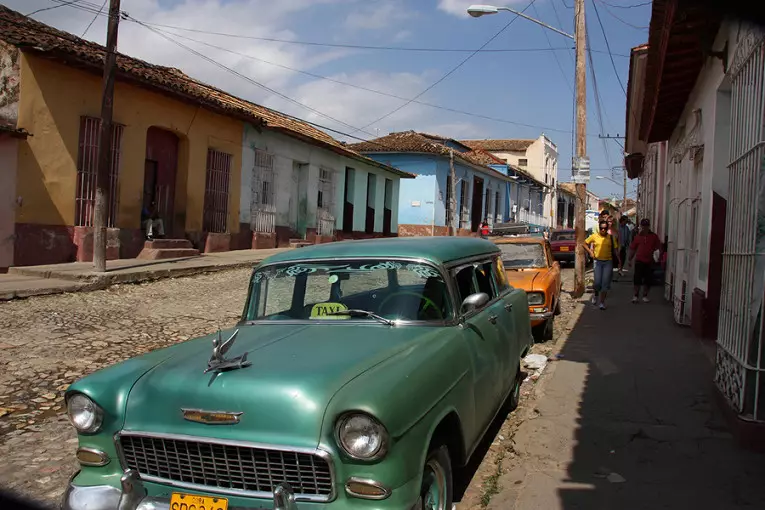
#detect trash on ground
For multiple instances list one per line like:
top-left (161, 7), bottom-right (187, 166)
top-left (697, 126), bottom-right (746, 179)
top-left (607, 472), bottom-right (626, 483)
top-left (524, 354), bottom-right (548, 370)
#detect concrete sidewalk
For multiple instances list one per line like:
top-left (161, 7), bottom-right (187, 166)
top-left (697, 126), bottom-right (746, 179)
top-left (0, 248), bottom-right (289, 301)
top-left (491, 274), bottom-right (765, 509)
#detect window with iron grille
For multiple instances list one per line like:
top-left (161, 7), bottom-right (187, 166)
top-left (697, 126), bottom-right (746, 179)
top-left (203, 149), bottom-right (232, 233)
top-left (75, 116), bottom-right (124, 227)
top-left (317, 168), bottom-right (336, 237)
top-left (445, 174), bottom-right (453, 226)
top-left (251, 149), bottom-right (276, 234)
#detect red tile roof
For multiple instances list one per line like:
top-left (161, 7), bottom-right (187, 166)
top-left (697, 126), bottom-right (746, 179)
top-left (557, 182), bottom-right (577, 196)
top-left (0, 5), bottom-right (413, 178)
top-left (348, 131), bottom-right (514, 182)
top-left (459, 139), bottom-right (536, 152)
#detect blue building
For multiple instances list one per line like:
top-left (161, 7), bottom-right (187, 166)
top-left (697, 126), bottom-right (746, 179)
top-left (349, 132), bottom-right (514, 235)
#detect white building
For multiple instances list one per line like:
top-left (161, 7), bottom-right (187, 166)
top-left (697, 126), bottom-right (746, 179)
top-left (239, 111), bottom-right (411, 248)
top-left (625, 2), bottom-right (765, 438)
top-left (461, 135), bottom-right (559, 228)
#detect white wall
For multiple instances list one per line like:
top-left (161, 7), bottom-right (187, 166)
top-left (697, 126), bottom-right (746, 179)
top-left (241, 124), bottom-right (402, 234)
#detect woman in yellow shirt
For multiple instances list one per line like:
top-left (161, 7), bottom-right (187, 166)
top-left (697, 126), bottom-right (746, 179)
top-left (584, 220), bottom-right (619, 310)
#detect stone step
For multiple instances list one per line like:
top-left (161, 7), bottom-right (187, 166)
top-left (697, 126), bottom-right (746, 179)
top-left (143, 238), bottom-right (194, 250)
top-left (289, 241), bottom-right (313, 249)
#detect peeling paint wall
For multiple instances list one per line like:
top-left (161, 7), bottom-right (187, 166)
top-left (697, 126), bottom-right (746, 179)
top-left (0, 40), bottom-right (20, 127)
top-left (241, 124), bottom-right (402, 234)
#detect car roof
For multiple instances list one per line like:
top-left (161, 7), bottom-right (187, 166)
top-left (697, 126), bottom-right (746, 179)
top-left (491, 236), bottom-right (547, 245)
top-left (259, 236), bottom-right (501, 266)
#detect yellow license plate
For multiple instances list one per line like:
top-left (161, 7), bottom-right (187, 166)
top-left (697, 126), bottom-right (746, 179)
top-left (170, 492), bottom-right (228, 510)
top-left (560, 246), bottom-right (570, 251)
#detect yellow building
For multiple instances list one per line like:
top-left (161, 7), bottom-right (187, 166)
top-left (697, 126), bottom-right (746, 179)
top-left (0, 6), bottom-right (261, 266)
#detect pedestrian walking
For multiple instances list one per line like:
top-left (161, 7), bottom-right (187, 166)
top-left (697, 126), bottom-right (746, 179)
top-left (617, 216), bottom-right (631, 278)
top-left (628, 218), bottom-right (662, 303)
top-left (584, 220), bottom-right (619, 310)
top-left (479, 219), bottom-right (490, 239)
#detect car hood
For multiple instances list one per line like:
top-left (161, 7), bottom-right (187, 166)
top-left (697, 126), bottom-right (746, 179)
top-left (504, 269), bottom-right (543, 291)
top-left (122, 323), bottom-right (425, 449)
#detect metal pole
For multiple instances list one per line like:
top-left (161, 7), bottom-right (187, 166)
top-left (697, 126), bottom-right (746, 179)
top-left (573, 0), bottom-right (588, 297)
top-left (93, 0), bottom-right (121, 272)
top-left (449, 150), bottom-right (457, 236)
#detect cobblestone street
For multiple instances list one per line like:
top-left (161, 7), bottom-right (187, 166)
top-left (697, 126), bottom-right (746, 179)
top-left (0, 268), bottom-right (254, 505)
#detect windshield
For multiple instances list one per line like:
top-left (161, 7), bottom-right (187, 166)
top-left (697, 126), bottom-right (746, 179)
top-left (244, 260), bottom-right (452, 323)
top-left (551, 231), bottom-right (575, 242)
top-left (498, 243), bottom-right (547, 269)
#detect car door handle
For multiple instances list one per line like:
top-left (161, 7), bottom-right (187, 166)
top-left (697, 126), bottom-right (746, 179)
top-left (489, 315), bottom-right (498, 324)
top-left (504, 303), bottom-right (513, 311)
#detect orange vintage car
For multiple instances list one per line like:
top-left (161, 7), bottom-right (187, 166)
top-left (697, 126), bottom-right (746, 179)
top-left (492, 236), bottom-right (562, 340)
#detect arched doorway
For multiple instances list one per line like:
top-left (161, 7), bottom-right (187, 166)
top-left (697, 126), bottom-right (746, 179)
top-left (144, 127), bottom-right (179, 237)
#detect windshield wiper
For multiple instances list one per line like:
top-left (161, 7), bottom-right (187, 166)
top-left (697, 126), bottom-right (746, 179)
top-left (325, 309), bottom-right (396, 326)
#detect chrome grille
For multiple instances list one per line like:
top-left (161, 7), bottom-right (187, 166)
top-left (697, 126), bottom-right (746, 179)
top-left (119, 434), bottom-right (333, 499)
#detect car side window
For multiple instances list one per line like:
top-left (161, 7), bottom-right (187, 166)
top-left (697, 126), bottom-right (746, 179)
top-left (492, 256), bottom-right (511, 293)
top-left (545, 242), bottom-right (554, 266)
top-left (454, 266), bottom-right (477, 305)
top-left (475, 261), bottom-right (497, 300)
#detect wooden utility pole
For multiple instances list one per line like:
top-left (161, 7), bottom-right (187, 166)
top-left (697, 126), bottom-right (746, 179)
top-left (449, 150), bottom-right (457, 236)
top-left (572, 0), bottom-right (588, 297)
top-left (93, 0), bottom-right (121, 272)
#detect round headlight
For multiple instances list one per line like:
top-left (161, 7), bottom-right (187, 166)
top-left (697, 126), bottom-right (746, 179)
top-left (527, 292), bottom-right (545, 305)
top-left (66, 393), bottom-right (103, 434)
top-left (336, 413), bottom-right (388, 460)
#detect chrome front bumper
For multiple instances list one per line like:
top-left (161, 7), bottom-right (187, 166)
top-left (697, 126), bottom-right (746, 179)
top-left (529, 311), bottom-right (553, 321)
top-left (62, 470), bottom-right (298, 510)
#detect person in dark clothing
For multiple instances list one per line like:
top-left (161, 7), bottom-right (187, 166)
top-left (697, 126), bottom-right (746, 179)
top-left (629, 218), bottom-right (662, 303)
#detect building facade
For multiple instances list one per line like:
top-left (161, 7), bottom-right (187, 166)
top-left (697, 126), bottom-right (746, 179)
top-left (0, 6), bottom-right (408, 267)
top-left (556, 183), bottom-right (577, 229)
top-left (240, 122), bottom-right (408, 248)
top-left (625, 0), bottom-right (765, 440)
top-left (461, 135), bottom-right (559, 228)
top-left (349, 132), bottom-right (512, 236)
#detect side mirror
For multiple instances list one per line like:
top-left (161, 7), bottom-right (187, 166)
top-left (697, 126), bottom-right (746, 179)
top-left (461, 292), bottom-right (489, 313)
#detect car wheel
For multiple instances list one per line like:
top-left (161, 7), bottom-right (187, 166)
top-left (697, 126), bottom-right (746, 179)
top-left (533, 317), bottom-right (554, 342)
top-left (554, 295), bottom-right (562, 315)
top-left (417, 445), bottom-right (453, 510)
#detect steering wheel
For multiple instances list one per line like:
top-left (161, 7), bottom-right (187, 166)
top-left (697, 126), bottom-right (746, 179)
top-left (378, 291), bottom-right (443, 320)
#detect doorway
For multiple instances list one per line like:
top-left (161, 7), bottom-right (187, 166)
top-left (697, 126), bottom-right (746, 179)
top-left (295, 163), bottom-right (309, 238)
top-left (144, 127), bottom-right (179, 237)
top-left (471, 176), bottom-right (484, 232)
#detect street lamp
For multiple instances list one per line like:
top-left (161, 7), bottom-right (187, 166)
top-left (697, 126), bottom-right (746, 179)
top-left (469, 1), bottom-right (588, 298)
top-left (467, 4), bottom-right (575, 39)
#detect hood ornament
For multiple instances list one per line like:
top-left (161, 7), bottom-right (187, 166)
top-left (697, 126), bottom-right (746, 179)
top-left (204, 329), bottom-right (252, 374)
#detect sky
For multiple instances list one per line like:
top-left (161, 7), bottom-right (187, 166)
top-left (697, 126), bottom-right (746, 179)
top-left (6, 0), bottom-right (652, 201)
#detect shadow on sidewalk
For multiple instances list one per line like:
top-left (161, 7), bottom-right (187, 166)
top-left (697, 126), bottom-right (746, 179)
top-left (555, 278), bottom-right (765, 508)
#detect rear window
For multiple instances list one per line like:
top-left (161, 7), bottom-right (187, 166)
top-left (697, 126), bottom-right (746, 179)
top-left (498, 243), bottom-right (546, 269)
top-left (551, 231), bottom-right (575, 241)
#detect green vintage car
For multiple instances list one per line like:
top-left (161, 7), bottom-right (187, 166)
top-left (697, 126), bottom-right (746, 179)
top-left (61, 237), bottom-right (534, 510)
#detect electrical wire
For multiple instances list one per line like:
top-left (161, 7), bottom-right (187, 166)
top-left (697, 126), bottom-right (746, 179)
top-left (585, 23), bottom-right (613, 168)
top-left (598, 1), bottom-right (652, 9)
top-left (26, 0), bottom-right (82, 16)
top-left (148, 27), bottom-right (581, 135)
top-left (351, 0), bottom-right (538, 134)
top-left (594, 0), bottom-right (649, 30)
top-left (46, 0), bottom-right (630, 56)
top-left (80, 0), bottom-right (106, 38)
top-left (531, 2), bottom-right (573, 94)
top-left (591, 0), bottom-right (627, 95)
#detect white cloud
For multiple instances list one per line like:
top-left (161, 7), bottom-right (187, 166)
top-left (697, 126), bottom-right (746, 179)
top-left (392, 30), bottom-right (412, 42)
top-left (345, 1), bottom-right (411, 30)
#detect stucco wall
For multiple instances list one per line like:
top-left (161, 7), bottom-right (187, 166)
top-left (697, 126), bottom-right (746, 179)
top-left (0, 137), bottom-right (18, 268)
top-left (15, 53), bottom-right (243, 233)
top-left (0, 40), bottom-right (19, 128)
top-left (241, 124), bottom-right (401, 234)
top-left (666, 20), bottom-right (738, 295)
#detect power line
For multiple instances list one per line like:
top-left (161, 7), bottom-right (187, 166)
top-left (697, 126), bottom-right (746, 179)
top-left (591, 0), bottom-right (627, 95)
top-left (594, 0), bottom-right (649, 30)
top-left (80, 0), bottom-right (106, 38)
top-left (531, 2), bottom-right (573, 94)
top-left (27, 0), bottom-right (83, 16)
top-left (599, 1), bottom-right (652, 9)
top-left (150, 27), bottom-right (582, 135)
top-left (585, 23), bottom-right (613, 167)
top-left (353, 0), bottom-right (537, 134)
top-left (46, 0), bottom-right (630, 57)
